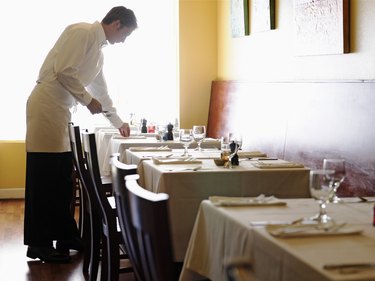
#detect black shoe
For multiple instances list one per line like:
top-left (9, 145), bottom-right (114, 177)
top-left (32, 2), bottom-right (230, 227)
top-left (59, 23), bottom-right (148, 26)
top-left (27, 246), bottom-right (71, 263)
top-left (56, 237), bottom-right (84, 253)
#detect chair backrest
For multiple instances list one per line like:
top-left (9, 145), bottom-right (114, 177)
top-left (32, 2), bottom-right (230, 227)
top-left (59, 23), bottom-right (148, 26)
top-left (225, 258), bottom-right (255, 281)
top-left (125, 174), bottom-right (176, 281)
top-left (68, 123), bottom-right (96, 211)
top-left (68, 123), bottom-right (86, 180)
top-left (111, 157), bottom-right (143, 281)
top-left (81, 132), bottom-right (115, 227)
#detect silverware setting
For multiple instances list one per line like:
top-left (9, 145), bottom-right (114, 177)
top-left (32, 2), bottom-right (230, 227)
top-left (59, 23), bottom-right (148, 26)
top-left (324, 262), bottom-right (375, 274)
top-left (165, 166), bottom-right (203, 172)
top-left (277, 222), bottom-right (347, 235)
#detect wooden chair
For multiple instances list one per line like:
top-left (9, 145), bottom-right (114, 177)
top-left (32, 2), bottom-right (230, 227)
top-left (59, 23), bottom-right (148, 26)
top-left (225, 258), bottom-right (256, 281)
top-left (68, 123), bottom-right (101, 281)
top-left (110, 155), bottom-right (144, 281)
top-left (82, 131), bottom-right (135, 281)
top-left (125, 174), bottom-right (182, 281)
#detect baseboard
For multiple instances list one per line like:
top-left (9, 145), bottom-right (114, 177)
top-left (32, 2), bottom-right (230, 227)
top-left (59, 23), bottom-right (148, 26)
top-left (0, 188), bottom-right (25, 199)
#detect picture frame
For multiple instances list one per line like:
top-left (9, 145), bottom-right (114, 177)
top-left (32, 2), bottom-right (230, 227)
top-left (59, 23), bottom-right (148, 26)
top-left (293, 0), bottom-right (350, 56)
top-left (251, 0), bottom-right (275, 33)
top-left (230, 0), bottom-right (249, 37)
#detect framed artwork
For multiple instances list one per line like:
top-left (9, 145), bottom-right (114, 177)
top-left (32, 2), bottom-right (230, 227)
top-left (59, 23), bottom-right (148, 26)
top-left (231, 0), bottom-right (249, 37)
top-left (294, 0), bottom-right (350, 56)
top-left (252, 0), bottom-right (275, 33)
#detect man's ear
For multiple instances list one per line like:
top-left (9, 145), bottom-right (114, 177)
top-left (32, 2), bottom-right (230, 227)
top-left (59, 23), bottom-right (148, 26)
top-left (113, 19), bottom-right (121, 29)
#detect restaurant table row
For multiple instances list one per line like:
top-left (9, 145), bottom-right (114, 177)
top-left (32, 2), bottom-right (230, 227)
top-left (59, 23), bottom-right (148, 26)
top-left (95, 127), bottom-right (221, 176)
top-left (124, 148), bottom-right (310, 261)
top-left (179, 198), bottom-right (375, 281)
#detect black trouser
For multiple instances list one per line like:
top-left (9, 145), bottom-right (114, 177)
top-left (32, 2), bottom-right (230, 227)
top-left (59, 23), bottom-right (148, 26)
top-left (24, 152), bottom-right (79, 247)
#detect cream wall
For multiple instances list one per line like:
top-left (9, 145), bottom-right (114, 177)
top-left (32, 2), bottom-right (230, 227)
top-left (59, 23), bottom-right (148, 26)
top-left (179, 0), bottom-right (218, 128)
top-left (217, 0), bottom-right (375, 81)
top-left (0, 141), bottom-right (26, 198)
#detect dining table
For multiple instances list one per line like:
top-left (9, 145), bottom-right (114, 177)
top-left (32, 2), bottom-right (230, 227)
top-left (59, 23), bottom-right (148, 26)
top-left (95, 127), bottom-right (221, 176)
top-left (179, 197), bottom-right (375, 281)
top-left (127, 152), bottom-right (310, 261)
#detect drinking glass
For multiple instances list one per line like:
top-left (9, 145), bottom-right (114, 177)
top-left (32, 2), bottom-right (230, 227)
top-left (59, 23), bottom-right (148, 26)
top-left (220, 136), bottom-right (231, 166)
top-left (179, 129), bottom-right (193, 156)
top-left (309, 169), bottom-right (335, 224)
top-left (192, 125), bottom-right (206, 151)
top-left (157, 125), bottom-right (166, 141)
top-left (323, 158), bottom-right (346, 203)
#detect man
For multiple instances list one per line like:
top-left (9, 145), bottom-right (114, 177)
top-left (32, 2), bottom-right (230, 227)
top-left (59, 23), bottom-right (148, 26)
top-left (24, 6), bottom-right (137, 263)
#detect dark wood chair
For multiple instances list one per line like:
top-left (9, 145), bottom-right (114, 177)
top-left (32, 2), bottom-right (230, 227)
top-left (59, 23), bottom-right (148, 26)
top-left (125, 174), bottom-right (182, 281)
top-left (110, 155), bottom-right (144, 281)
top-left (68, 123), bottom-right (101, 281)
top-left (225, 258), bottom-right (255, 281)
top-left (82, 131), bottom-right (134, 281)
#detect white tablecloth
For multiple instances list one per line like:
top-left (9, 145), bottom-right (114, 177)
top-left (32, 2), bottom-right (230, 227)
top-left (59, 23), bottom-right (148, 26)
top-left (95, 128), bottom-right (159, 175)
top-left (124, 149), bottom-right (222, 165)
top-left (179, 199), bottom-right (375, 281)
top-left (95, 127), bottom-right (221, 175)
top-left (139, 159), bottom-right (310, 261)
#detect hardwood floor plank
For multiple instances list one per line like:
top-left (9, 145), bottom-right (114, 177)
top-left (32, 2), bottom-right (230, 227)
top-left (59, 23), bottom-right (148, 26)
top-left (0, 199), bottom-right (136, 281)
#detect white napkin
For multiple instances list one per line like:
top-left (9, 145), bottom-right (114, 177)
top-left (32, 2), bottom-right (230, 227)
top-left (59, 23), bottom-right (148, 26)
top-left (112, 135), bottom-right (147, 139)
top-left (266, 223), bottom-right (362, 238)
top-left (237, 151), bottom-right (267, 158)
top-left (209, 194), bottom-right (287, 207)
top-left (129, 146), bottom-right (172, 152)
top-left (152, 157), bottom-right (202, 165)
top-left (253, 161), bottom-right (304, 169)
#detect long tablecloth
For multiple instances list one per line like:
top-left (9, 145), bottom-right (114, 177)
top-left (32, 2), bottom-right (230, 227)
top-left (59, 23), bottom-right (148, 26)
top-left (95, 127), bottom-right (221, 175)
top-left (139, 159), bottom-right (310, 261)
top-left (179, 198), bottom-right (375, 281)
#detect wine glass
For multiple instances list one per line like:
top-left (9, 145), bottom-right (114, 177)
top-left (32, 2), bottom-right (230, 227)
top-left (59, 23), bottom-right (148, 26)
top-left (179, 129), bottom-right (193, 157)
top-left (192, 125), bottom-right (206, 151)
top-left (323, 159), bottom-right (346, 203)
top-left (308, 169), bottom-right (335, 224)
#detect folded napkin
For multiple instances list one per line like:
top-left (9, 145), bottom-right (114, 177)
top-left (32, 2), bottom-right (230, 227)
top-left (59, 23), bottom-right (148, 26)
top-left (253, 161), bottom-right (304, 169)
top-left (209, 194), bottom-right (287, 207)
top-left (112, 135), bottom-right (147, 139)
top-left (129, 146), bottom-right (172, 152)
top-left (266, 223), bottom-right (362, 238)
top-left (203, 138), bottom-right (220, 142)
top-left (152, 157), bottom-right (202, 165)
top-left (237, 151), bottom-right (267, 158)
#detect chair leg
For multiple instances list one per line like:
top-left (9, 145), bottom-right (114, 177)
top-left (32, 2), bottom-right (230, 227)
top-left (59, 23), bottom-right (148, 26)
top-left (82, 208), bottom-right (91, 273)
top-left (107, 235), bottom-right (120, 281)
top-left (88, 212), bottom-right (101, 281)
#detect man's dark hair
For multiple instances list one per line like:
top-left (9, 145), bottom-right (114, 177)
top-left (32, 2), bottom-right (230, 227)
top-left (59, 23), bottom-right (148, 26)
top-left (102, 6), bottom-right (138, 29)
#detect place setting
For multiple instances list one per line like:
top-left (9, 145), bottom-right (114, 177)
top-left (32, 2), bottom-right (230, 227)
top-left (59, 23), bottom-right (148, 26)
top-left (265, 169), bottom-right (363, 238)
top-left (209, 194), bottom-right (287, 207)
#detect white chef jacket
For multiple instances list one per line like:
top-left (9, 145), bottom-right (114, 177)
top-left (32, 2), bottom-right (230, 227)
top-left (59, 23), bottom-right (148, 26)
top-left (26, 21), bottom-right (124, 152)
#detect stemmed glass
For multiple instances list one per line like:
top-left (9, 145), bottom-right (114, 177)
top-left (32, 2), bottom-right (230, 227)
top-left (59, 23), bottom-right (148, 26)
top-left (192, 125), bottom-right (206, 151)
top-left (179, 129), bottom-right (193, 157)
top-left (323, 159), bottom-right (346, 203)
top-left (308, 169), bottom-right (335, 224)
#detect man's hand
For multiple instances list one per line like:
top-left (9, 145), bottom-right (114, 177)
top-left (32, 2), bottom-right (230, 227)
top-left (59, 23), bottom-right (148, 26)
top-left (118, 123), bottom-right (131, 137)
top-left (87, 98), bottom-right (102, 114)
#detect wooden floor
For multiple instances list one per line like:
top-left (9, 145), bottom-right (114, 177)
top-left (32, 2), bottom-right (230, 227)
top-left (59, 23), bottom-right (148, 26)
top-left (0, 199), bottom-right (136, 281)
